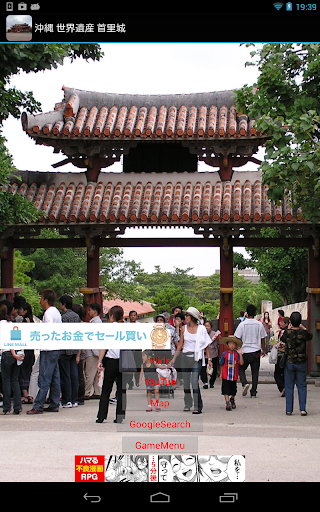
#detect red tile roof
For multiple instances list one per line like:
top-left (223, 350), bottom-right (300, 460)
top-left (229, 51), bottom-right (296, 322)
top-left (6, 171), bottom-right (302, 227)
top-left (102, 298), bottom-right (155, 318)
top-left (21, 87), bottom-right (262, 141)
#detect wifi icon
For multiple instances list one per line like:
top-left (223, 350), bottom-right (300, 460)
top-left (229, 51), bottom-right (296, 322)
top-left (273, 2), bottom-right (284, 8)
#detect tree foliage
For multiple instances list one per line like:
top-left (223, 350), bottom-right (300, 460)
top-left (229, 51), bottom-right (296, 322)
top-left (137, 265), bottom-right (281, 319)
top-left (233, 228), bottom-right (308, 305)
top-left (99, 248), bottom-right (143, 302)
top-left (0, 44), bottom-right (103, 232)
top-left (15, 242), bottom-right (284, 320)
top-left (0, 136), bottom-right (40, 233)
top-left (20, 229), bottom-right (142, 304)
top-left (236, 43), bottom-right (320, 223)
top-left (0, 44), bottom-right (103, 124)
top-left (12, 250), bottom-right (42, 316)
top-left (138, 266), bottom-right (196, 298)
top-left (14, 249), bottom-right (34, 286)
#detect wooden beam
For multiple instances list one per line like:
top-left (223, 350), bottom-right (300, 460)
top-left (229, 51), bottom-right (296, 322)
top-left (99, 237), bottom-right (311, 248)
top-left (13, 238), bottom-right (87, 249)
top-left (11, 236), bottom-right (312, 249)
top-left (232, 238), bottom-right (311, 248)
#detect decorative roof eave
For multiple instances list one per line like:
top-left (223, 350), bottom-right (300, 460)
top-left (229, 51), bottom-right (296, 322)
top-left (21, 86), bottom-right (268, 143)
top-left (2, 171), bottom-right (316, 240)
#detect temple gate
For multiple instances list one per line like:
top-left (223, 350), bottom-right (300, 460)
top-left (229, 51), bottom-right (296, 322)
top-left (1, 86), bottom-right (320, 376)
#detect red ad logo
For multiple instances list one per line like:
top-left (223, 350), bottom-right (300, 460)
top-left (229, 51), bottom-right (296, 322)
top-left (75, 455), bottom-right (105, 482)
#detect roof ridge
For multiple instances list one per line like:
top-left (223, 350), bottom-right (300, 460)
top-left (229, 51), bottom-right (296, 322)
top-left (62, 86), bottom-right (238, 110)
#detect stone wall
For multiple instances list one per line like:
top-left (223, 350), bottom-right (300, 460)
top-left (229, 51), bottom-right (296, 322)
top-left (259, 301), bottom-right (308, 336)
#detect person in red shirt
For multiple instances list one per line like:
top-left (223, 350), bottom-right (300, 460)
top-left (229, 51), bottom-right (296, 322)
top-left (219, 336), bottom-right (244, 411)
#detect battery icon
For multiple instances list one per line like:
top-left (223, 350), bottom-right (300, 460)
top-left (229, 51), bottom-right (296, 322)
top-left (286, 2), bottom-right (293, 9)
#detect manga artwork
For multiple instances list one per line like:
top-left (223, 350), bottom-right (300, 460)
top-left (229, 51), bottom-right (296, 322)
top-left (104, 455), bottom-right (245, 482)
top-left (105, 455), bottom-right (149, 482)
top-left (158, 455), bottom-right (245, 482)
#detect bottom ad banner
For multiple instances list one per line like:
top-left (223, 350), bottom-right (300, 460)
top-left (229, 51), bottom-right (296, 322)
top-left (75, 455), bottom-right (245, 482)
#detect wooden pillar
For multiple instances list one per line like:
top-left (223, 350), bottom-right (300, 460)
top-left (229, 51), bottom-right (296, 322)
top-left (219, 238), bottom-right (234, 339)
top-left (0, 238), bottom-right (14, 302)
top-left (80, 237), bottom-right (103, 321)
top-left (86, 238), bottom-right (100, 290)
top-left (307, 239), bottom-right (320, 376)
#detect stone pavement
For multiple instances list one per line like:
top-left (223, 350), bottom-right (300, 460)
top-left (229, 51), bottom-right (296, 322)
top-left (1, 356), bottom-right (320, 483)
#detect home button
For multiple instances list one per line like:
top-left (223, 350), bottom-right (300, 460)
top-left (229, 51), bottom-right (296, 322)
top-left (150, 492), bottom-right (170, 503)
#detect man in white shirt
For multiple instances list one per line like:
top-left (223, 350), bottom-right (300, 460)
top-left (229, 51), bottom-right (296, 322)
top-left (27, 289), bottom-right (62, 415)
top-left (234, 304), bottom-right (267, 398)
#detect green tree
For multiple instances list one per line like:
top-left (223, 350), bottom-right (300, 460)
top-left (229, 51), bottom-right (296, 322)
top-left (138, 266), bottom-right (221, 318)
top-left (152, 284), bottom-right (189, 314)
top-left (191, 274), bottom-right (220, 305)
top-left (138, 266), bottom-right (196, 299)
top-left (0, 136), bottom-right (40, 233)
top-left (23, 246), bottom-right (86, 301)
top-left (99, 248), bottom-right (143, 302)
top-left (193, 271), bottom-right (281, 318)
top-left (0, 44), bottom-right (103, 233)
top-left (139, 264), bottom-right (280, 321)
top-left (192, 274), bottom-right (221, 305)
top-left (20, 229), bottom-right (86, 300)
top-left (236, 43), bottom-right (320, 223)
top-left (16, 284), bottom-right (42, 318)
top-left (233, 228), bottom-right (308, 305)
top-left (0, 44), bottom-right (103, 124)
top-left (20, 229), bottom-right (143, 303)
top-left (14, 249), bottom-right (34, 286)
top-left (187, 296), bottom-right (218, 320)
top-left (12, 250), bottom-right (41, 316)
top-left (233, 281), bottom-right (282, 317)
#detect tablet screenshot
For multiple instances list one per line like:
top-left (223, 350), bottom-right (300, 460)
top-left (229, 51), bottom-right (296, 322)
top-left (0, 5), bottom-right (319, 503)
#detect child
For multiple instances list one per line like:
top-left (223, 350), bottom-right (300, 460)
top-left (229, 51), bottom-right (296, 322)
top-left (219, 335), bottom-right (244, 411)
top-left (138, 349), bottom-right (168, 411)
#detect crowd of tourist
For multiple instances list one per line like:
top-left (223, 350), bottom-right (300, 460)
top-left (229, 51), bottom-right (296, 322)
top-left (0, 292), bottom-right (313, 420)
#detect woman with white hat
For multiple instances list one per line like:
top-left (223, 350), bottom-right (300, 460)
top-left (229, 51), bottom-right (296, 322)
top-left (169, 307), bottom-right (213, 414)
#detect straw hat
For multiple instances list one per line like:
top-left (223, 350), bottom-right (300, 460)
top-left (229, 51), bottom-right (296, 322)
top-left (220, 335), bottom-right (242, 348)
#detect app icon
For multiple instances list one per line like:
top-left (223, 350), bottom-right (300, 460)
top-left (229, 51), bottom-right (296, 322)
top-left (11, 326), bottom-right (21, 341)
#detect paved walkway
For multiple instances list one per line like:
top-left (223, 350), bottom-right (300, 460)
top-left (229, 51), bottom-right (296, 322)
top-left (1, 357), bottom-right (320, 482)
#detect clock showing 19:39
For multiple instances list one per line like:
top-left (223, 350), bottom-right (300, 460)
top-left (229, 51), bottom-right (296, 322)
top-left (296, 3), bottom-right (317, 8)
